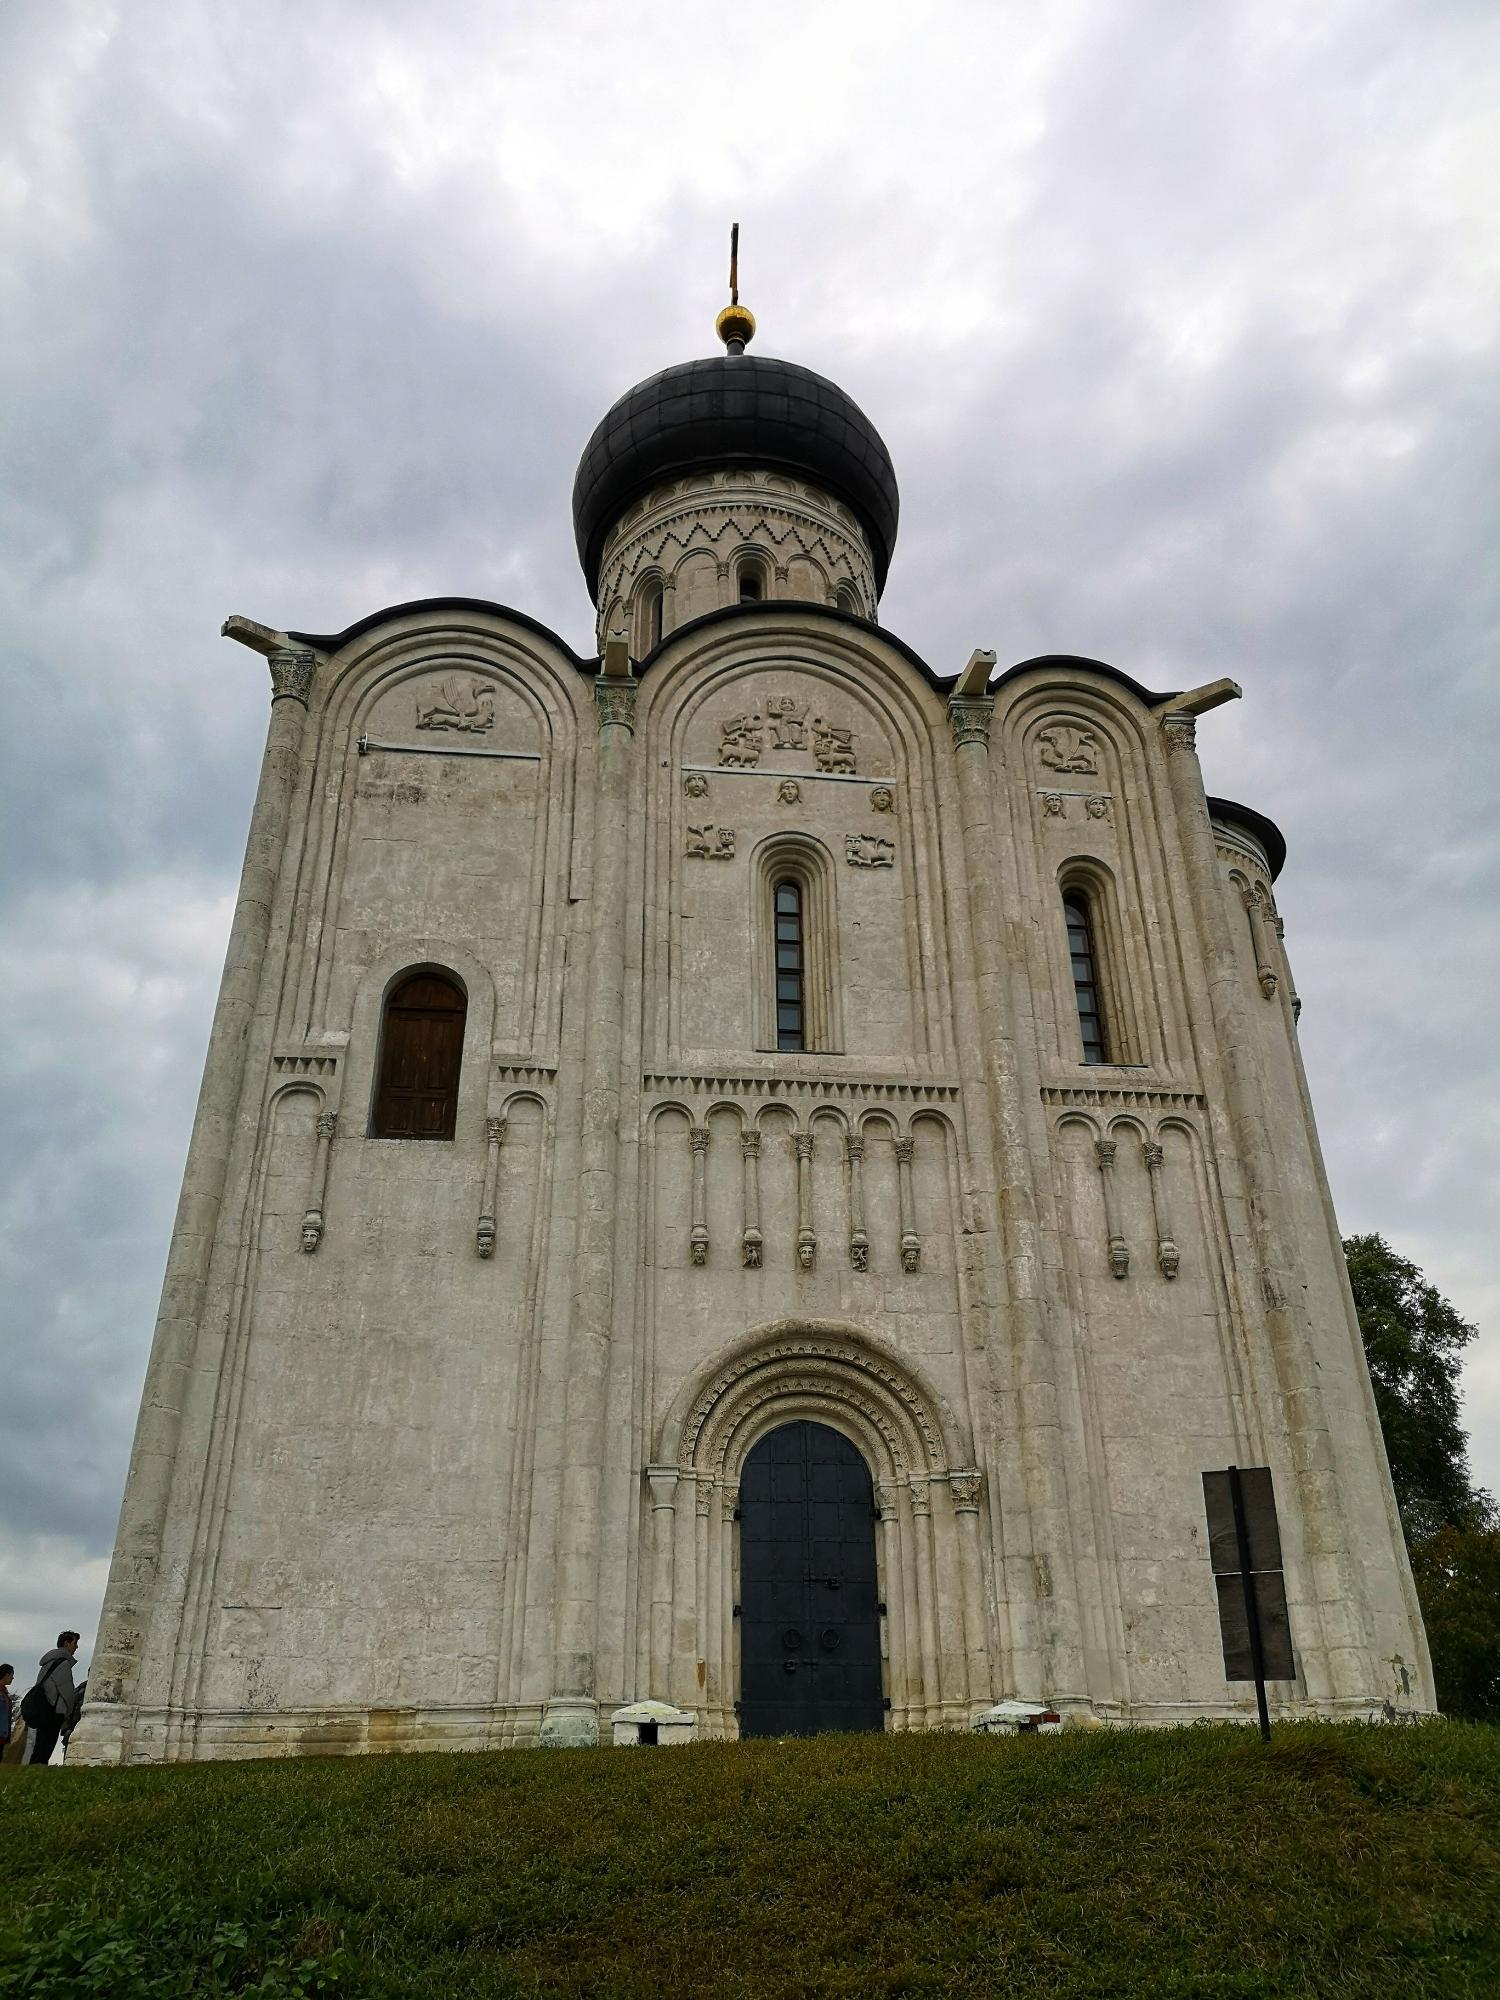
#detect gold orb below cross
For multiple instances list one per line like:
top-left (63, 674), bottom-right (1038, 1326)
top-left (716, 302), bottom-right (757, 351)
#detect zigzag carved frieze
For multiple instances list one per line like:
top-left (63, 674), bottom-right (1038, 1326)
top-left (272, 1051), bottom-right (338, 1077)
top-left (494, 1062), bottom-right (558, 1090)
top-left (1041, 1083), bottom-right (1204, 1113)
top-left (646, 1069), bottom-right (958, 1107)
top-left (602, 510), bottom-right (866, 595)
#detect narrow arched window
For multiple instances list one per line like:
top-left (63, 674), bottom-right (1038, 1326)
top-left (835, 583), bottom-right (861, 619)
top-left (739, 562), bottom-right (765, 603)
top-left (773, 881), bottom-right (806, 1051)
top-left (372, 970), bottom-right (466, 1138)
top-left (635, 578), bottom-right (664, 655)
top-left (1063, 894), bottom-right (1107, 1065)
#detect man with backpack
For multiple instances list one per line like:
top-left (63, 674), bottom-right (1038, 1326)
top-left (20, 1632), bottom-right (83, 1765)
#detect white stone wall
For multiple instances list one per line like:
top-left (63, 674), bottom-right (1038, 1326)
top-left (75, 589), bottom-right (1434, 1766)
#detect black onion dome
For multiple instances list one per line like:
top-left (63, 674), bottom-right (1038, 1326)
top-left (572, 354), bottom-right (899, 603)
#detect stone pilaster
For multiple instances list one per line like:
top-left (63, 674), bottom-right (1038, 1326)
top-left (541, 670), bottom-right (637, 1746)
top-left (946, 685), bottom-right (1087, 1703)
top-left (83, 649), bottom-right (317, 1741)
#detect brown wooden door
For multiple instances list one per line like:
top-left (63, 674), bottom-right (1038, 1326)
top-left (371, 973), bottom-right (465, 1138)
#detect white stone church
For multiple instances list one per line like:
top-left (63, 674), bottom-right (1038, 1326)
top-left (78, 296), bottom-right (1432, 1761)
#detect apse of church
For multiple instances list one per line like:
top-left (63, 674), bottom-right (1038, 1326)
top-left (77, 281), bottom-right (1434, 1763)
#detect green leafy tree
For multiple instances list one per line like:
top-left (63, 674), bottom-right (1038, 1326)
top-left (1344, 1233), bottom-right (1490, 1540)
top-left (1344, 1233), bottom-right (1498, 1722)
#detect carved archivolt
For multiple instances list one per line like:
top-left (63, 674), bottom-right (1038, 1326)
top-left (672, 1326), bottom-right (958, 1480)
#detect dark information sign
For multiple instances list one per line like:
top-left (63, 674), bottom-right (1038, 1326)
top-left (1202, 1465), bottom-right (1296, 1739)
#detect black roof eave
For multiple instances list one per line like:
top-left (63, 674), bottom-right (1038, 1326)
top-left (1205, 796), bottom-right (1287, 879)
top-left (281, 599), bottom-right (1288, 877)
top-left (287, 597), bottom-right (595, 672)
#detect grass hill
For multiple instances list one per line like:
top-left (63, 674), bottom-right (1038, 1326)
top-left (3, 1721), bottom-right (1498, 1997)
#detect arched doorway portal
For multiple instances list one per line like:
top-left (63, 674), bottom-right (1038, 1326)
top-left (739, 1421), bottom-right (884, 1737)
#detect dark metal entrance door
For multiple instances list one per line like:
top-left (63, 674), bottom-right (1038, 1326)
top-left (739, 1420), bottom-right (884, 1738)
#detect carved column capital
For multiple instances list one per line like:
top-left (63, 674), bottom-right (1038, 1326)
top-left (645, 1465), bottom-right (679, 1511)
top-left (894, 1136), bottom-right (915, 1165)
top-left (268, 649), bottom-right (316, 707)
top-left (688, 1124), bottom-right (711, 1154)
top-left (486, 1115), bottom-right (509, 1148)
top-left (739, 1130), bottom-right (761, 1158)
top-left (908, 1477), bottom-right (933, 1519)
top-left (948, 1469), bottom-right (982, 1513)
top-left (1094, 1138), bottom-right (1117, 1168)
top-left (947, 695), bottom-right (994, 751)
top-left (315, 1109), bottom-right (338, 1141)
top-left (594, 678), bottom-right (638, 732)
top-left (1161, 710), bottom-right (1197, 753)
top-left (843, 1134), bottom-right (865, 1162)
top-left (1142, 1141), bottom-right (1164, 1171)
top-left (794, 1132), bottom-right (815, 1161)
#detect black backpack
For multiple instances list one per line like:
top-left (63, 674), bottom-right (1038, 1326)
top-left (19, 1660), bottom-right (64, 1729)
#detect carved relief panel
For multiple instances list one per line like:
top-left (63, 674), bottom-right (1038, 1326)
top-left (664, 665), bottom-right (927, 1065)
top-left (324, 663), bottom-right (553, 1050)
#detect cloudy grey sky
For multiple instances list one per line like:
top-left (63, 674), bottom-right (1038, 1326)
top-left (2, 0), bottom-right (1496, 1670)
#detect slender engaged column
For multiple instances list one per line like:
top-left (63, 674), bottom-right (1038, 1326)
top-left (949, 1470), bottom-right (990, 1708)
top-left (794, 1130), bottom-right (816, 1270)
top-left (544, 667), bottom-right (637, 1746)
top-left (739, 1130), bottom-right (762, 1267)
top-left (721, 1484), bottom-right (738, 1734)
top-left (299, 1109), bottom-right (338, 1253)
top-left (1141, 1141), bottom-right (1180, 1279)
top-left (845, 1134), bottom-right (868, 1271)
top-left (88, 646), bottom-right (317, 1721)
top-left (1093, 1138), bottom-right (1129, 1279)
top-left (476, 1116), bottom-right (507, 1259)
top-left (645, 1466), bottom-right (678, 1698)
top-left (909, 1478), bottom-right (942, 1725)
top-left (688, 1124), bottom-right (710, 1266)
top-left (876, 1479), bottom-right (910, 1726)
top-left (894, 1135), bottom-right (920, 1273)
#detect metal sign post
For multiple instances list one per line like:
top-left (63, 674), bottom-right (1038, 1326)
top-left (1202, 1465), bottom-right (1295, 1742)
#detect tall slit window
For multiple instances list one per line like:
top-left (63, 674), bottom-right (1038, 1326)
top-left (372, 971), bottom-right (466, 1138)
top-left (774, 881), bottom-right (806, 1050)
top-left (636, 578), bottom-right (663, 654)
top-left (1064, 894), bottom-right (1107, 1065)
top-left (739, 562), bottom-right (765, 603)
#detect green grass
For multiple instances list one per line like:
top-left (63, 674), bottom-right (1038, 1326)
top-left (3, 1722), bottom-right (1498, 1997)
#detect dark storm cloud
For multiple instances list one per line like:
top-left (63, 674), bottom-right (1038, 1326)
top-left (1, 0), bottom-right (1495, 1656)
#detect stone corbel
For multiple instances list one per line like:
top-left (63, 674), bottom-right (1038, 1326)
top-left (1242, 885), bottom-right (1279, 999)
top-left (794, 1131), bottom-right (816, 1270)
top-left (300, 1109), bottom-right (337, 1252)
top-left (1274, 912), bottom-right (1302, 1020)
top-left (845, 1133), bottom-right (869, 1271)
top-left (894, 1135), bottom-right (920, 1272)
top-left (1141, 1141), bottom-right (1180, 1280)
top-left (1094, 1138), bottom-right (1129, 1278)
top-left (739, 1129), bottom-right (763, 1267)
top-left (477, 1116), bottom-right (508, 1258)
top-left (688, 1124), bottom-right (711, 1266)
